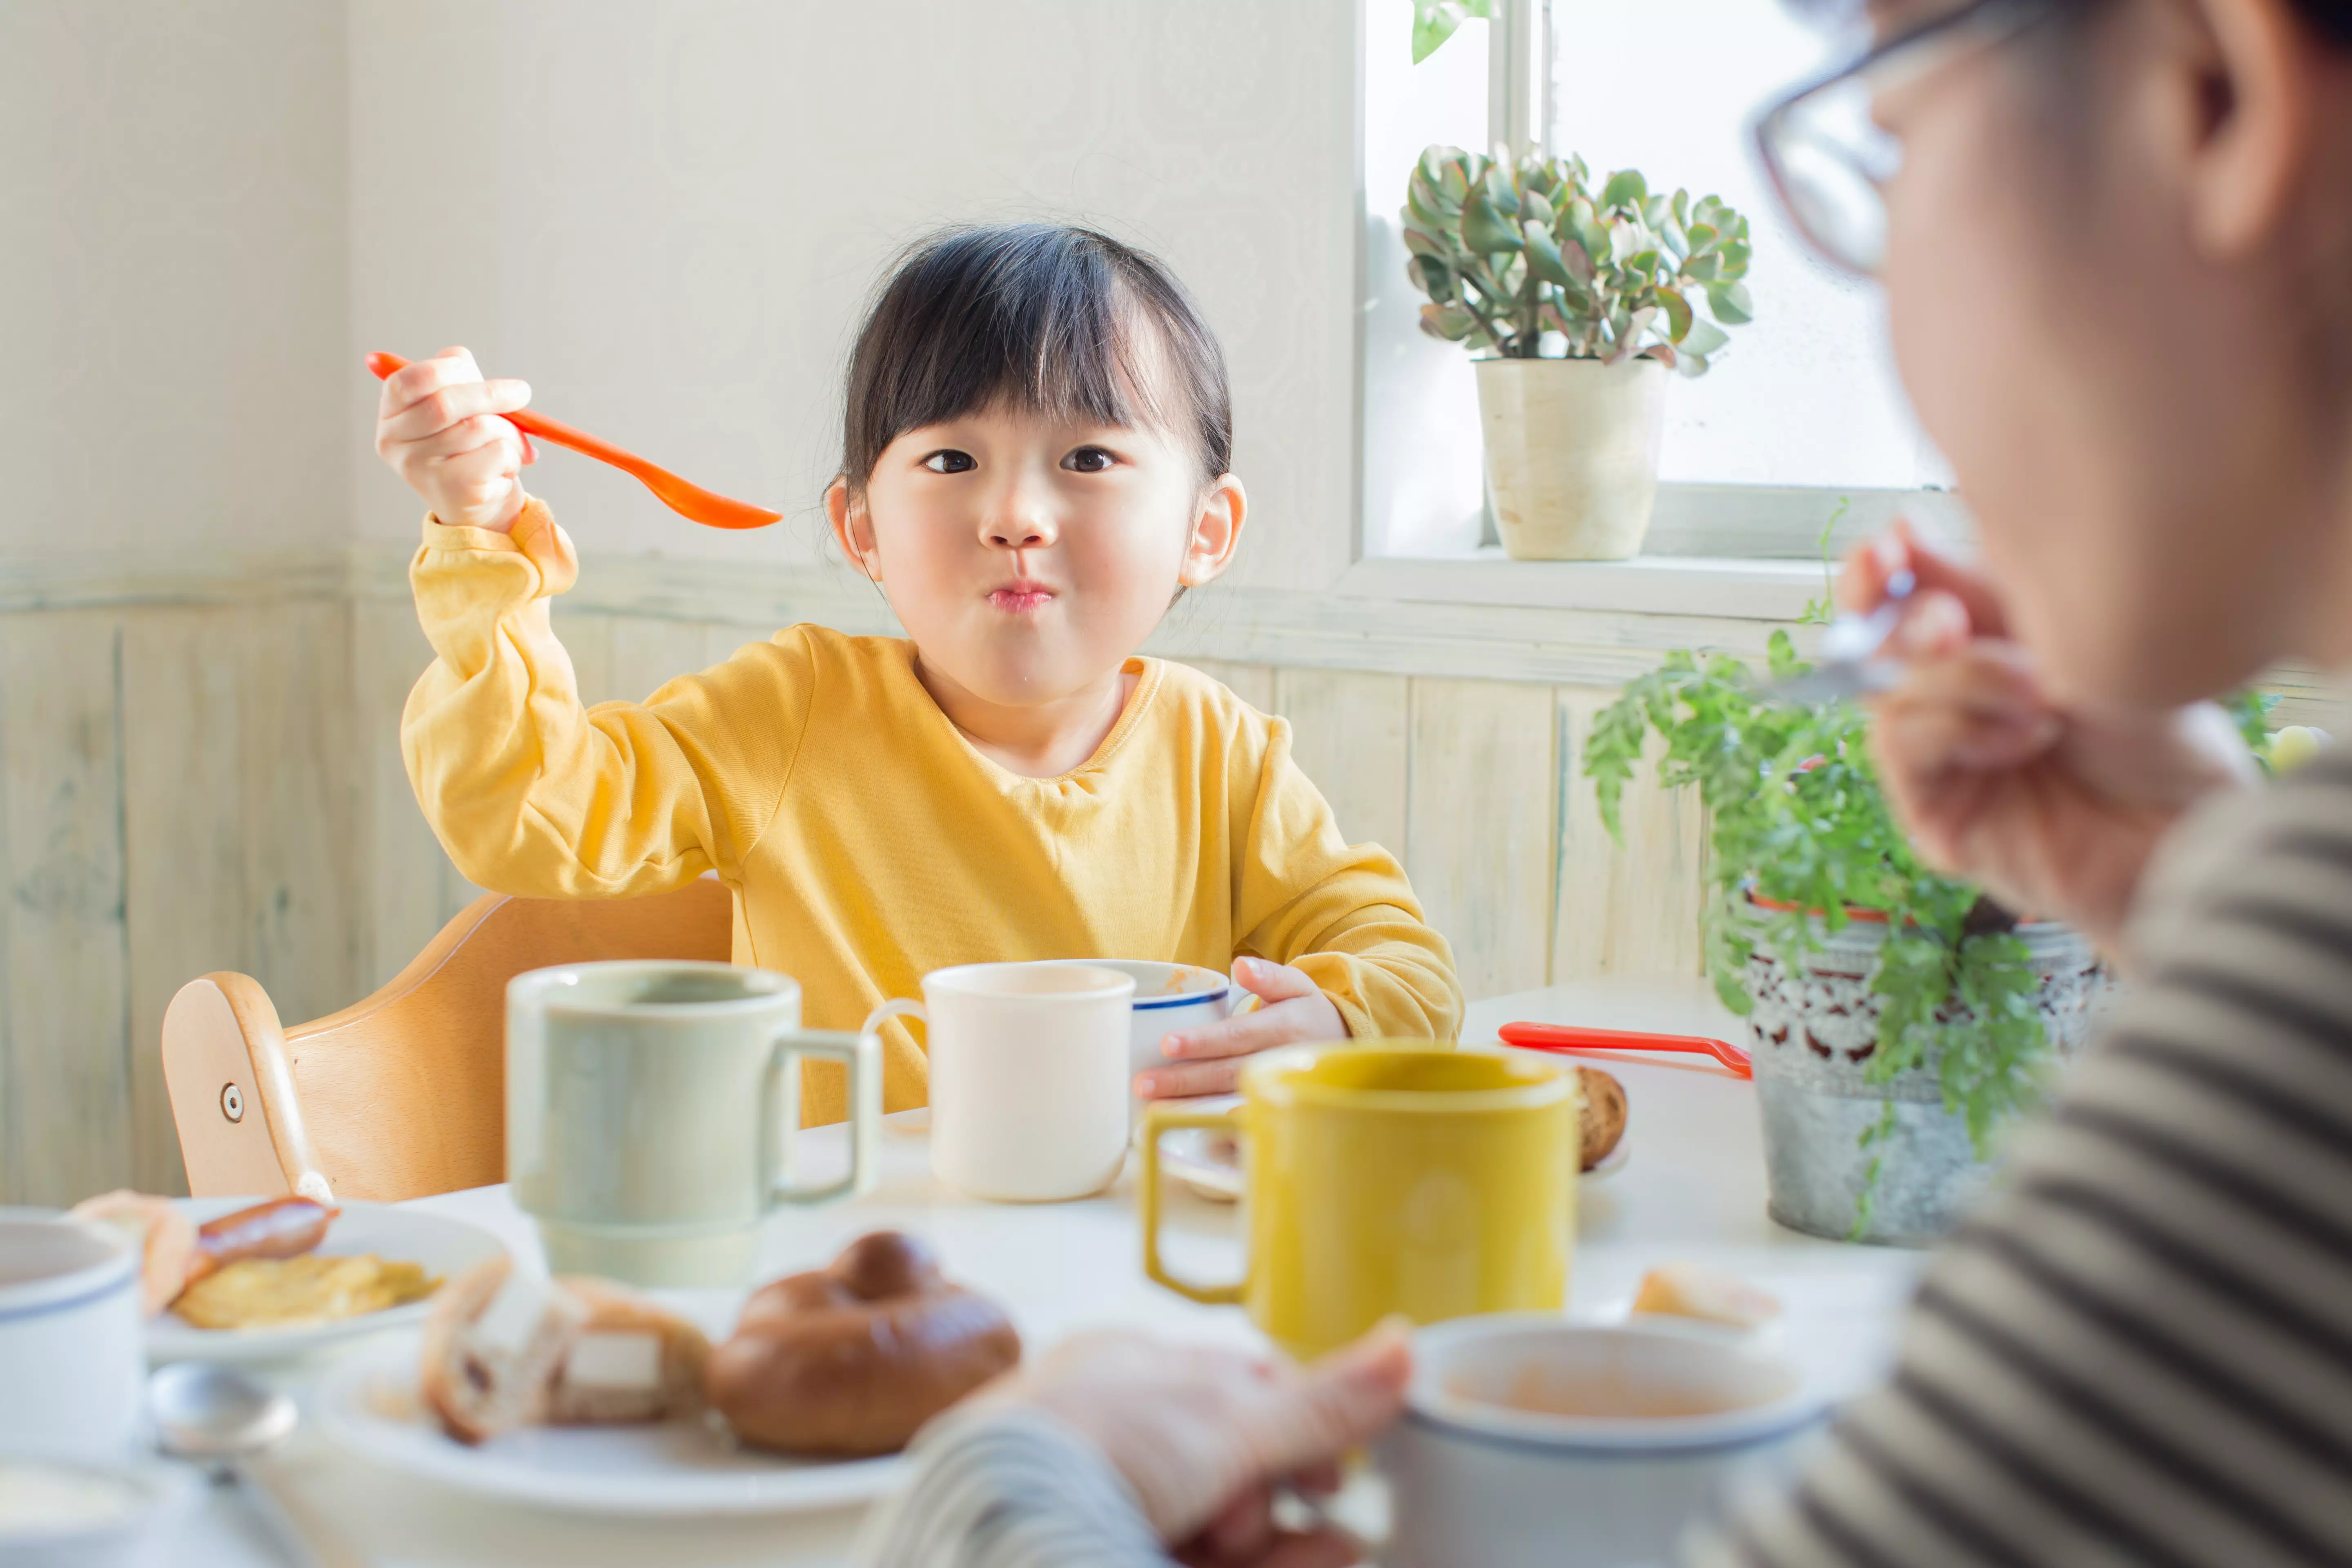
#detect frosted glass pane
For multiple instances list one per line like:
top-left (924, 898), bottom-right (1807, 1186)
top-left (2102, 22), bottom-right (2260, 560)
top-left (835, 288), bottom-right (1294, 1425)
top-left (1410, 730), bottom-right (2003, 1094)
top-left (1550, 1), bottom-right (1952, 489)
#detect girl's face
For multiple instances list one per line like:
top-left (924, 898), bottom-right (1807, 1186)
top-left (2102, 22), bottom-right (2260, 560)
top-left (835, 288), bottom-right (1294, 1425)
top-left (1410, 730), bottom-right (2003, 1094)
top-left (829, 398), bottom-right (1245, 710)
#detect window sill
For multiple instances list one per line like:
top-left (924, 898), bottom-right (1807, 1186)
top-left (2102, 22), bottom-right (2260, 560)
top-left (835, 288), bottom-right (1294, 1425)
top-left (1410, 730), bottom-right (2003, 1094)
top-left (1336, 550), bottom-right (1830, 622)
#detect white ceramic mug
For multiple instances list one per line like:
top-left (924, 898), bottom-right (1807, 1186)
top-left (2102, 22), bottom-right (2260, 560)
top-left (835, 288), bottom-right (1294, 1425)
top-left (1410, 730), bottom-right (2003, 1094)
top-left (1379, 1316), bottom-right (1826, 1568)
top-left (508, 961), bottom-right (883, 1286)
top-left (866, 963), bottom-right (1136, 1201)
top-left (1085, 960), bottom-right (1236, 1117)
top-left (0, 1218), bottom-right (146, 1460)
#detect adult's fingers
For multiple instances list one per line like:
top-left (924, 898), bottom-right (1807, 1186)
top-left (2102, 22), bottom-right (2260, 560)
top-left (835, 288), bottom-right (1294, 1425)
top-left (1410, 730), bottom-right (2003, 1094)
top-left (1236, 1321), bottom-right (1412, 1479)
top-left (1835, 521), bottom-right (2010, 637)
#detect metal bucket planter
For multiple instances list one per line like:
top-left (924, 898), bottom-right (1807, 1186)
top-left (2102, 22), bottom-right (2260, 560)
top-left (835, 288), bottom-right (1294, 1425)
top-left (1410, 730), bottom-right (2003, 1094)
top-left (1742, 912), bottom-right (2107, 1246)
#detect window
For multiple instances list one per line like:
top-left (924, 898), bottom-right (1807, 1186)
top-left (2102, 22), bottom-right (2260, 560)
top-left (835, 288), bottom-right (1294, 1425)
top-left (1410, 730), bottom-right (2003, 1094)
top-left (1361, 0), bottom-right (1960, 564)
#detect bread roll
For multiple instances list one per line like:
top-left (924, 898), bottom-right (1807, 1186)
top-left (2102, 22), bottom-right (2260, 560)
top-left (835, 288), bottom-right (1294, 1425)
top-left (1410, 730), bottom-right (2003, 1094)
top-left (1576, 1066), bottom-right (1628, 1170)
top-left (548, 1277), bottom-right (710, 1426)
top-left (420, 1256), bottom-right (588, 1444)
top-left (706, 1232), bottom-right (1020, 1457)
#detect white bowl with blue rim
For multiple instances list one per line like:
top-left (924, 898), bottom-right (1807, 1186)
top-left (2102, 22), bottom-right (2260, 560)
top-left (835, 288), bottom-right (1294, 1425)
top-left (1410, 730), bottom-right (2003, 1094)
top-left (1379, 1316), bottom-right (1827, 1568)
top-left (1086, 960), bottom-right (1237, 1114)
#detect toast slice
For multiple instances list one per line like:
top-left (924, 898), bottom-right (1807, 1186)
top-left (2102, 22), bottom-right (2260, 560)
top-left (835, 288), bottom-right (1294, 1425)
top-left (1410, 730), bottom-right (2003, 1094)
top-left (421, 1256), bottom-right (590, 1444)
top-left (547, 1277), bottom-right (712, 1425)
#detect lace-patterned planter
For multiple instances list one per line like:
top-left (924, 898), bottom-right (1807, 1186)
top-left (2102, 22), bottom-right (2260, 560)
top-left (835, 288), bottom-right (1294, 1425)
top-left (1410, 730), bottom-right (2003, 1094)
top-left (1742, 911), bottom-right (2106, 1246)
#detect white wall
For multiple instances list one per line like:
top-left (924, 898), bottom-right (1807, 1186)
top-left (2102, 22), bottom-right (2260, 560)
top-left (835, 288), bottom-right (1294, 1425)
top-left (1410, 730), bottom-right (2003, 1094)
top-left (0, 0), bottom-right (347, 561)
top-left (346, 0), bottom-right (1365, 593)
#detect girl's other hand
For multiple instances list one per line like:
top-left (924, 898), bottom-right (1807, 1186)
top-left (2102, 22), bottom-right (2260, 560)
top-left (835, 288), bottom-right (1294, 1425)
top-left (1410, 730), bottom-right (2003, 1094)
top-left (964, 1322), bottom-right (1410, 1561)
top-left (374, 346), bottom-right (535, 532)
top-left (1135, 957), bottom-right (1346, 1100)
top-left (1846, 523), bottom-right (2258, 956)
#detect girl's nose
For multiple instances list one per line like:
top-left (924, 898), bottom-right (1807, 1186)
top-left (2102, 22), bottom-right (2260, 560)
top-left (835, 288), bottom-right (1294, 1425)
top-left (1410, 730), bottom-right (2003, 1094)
top-left (982, 492), bottom-right (1058, 550)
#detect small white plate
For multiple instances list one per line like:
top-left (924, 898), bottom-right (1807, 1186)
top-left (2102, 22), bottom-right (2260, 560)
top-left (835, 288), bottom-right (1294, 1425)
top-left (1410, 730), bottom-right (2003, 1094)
top-left (147, 1199), bottom-right (507, 1363)
top-left (1143, 1098), bottom-right (1629, 1203)
top-left (316, 1334), bottom-right (907, 1516)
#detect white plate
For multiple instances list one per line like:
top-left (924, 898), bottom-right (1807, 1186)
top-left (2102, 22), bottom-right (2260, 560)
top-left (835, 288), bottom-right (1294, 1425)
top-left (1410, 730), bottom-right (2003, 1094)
top-left (147, 1199), bottom-right (507, 1363)
top-left (1143, 1098), bottom-right (1628, 1203)
top-left (316, 1334), bottom-right (907, 1516)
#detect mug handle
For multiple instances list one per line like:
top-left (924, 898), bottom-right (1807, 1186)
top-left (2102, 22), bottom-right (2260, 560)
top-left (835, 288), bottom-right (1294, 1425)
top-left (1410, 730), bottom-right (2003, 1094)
top-left (767, 1026), bottom-right (882, 1206)
top-left (1139, 1101), bottom-right (1247, 1305)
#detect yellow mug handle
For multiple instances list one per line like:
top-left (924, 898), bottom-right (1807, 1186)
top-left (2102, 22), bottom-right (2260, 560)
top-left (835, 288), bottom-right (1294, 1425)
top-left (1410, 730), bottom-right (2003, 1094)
top-left (1139, 1101), bottom-right (1247, 1306)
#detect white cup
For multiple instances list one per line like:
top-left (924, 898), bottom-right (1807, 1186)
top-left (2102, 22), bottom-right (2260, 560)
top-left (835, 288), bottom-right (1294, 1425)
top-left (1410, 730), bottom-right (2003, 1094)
top-left (866, 963), bottom-right (1136, 1201)
top-left (1084, 960), bottom-right (1237, 1116)
top-left (0, 1218), bottom-right (146, 1460)
top-left (1379, 1316), bottom-right (1827, 1568)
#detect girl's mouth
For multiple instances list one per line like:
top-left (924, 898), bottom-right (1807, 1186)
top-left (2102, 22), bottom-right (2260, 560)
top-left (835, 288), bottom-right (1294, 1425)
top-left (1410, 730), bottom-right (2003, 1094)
top-left (988, 581), bottom-right (1055, 615)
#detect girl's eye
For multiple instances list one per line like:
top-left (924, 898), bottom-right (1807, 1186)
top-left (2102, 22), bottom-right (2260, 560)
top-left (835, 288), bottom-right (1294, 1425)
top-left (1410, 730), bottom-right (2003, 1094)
top-left (922, 450), bottom-right (976, 474)
top-left (1062, 446), bottom-right (1117, 474)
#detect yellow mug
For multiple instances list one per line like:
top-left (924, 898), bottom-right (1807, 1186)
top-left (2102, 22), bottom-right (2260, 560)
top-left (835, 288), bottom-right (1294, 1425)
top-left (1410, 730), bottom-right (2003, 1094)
top-left (1140, 1043), bottom-right (1577, 1359)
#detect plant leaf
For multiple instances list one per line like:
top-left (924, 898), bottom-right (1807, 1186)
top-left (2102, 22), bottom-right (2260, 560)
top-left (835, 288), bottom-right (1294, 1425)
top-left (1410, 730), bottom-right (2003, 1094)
top-left (1411, 0), bottom-right (1493, 64)
top-left (1419, 301), bottom-right (1477, 342)
top-left (1401, 225), bottom-right (1447, 261)
top-left (1680, 318), bottom-right (1729, 357)
top-left (1461, 189), bottom-right (1523, 254)
top-left (1657, 286), bottom-right (1693, 341)
top-left (1642, 341), bottom-right (1678, 370)
top-left (1407, 253), bottom-right (1456, 303)
top-left (1521, 222), bottom-right (1576, 289)
top-left (1600, 169), bottom-right (1648, 210)
top-left (1707, 281), bottom-right (1755, 324)
top-left (1558, 236), bottom-right (1596, 286)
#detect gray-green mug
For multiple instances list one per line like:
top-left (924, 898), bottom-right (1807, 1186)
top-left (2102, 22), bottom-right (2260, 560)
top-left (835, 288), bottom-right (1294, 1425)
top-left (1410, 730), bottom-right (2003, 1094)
top-left (506, 960), bottom-right (882, 1286)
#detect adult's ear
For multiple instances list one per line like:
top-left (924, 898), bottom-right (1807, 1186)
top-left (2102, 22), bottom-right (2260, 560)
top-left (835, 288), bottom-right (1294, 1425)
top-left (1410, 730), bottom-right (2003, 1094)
top-left (825, 476), bottom-right (883, 582)
top-left (1178, 474), bottom-right (1248, 589)
top-left (2180, 0), bottom-right (2318, 257)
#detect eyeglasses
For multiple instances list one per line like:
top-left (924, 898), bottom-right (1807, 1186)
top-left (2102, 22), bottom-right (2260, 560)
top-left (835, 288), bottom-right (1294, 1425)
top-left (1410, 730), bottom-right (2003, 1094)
top-left (1753, 0), bottom-right (2057, 278)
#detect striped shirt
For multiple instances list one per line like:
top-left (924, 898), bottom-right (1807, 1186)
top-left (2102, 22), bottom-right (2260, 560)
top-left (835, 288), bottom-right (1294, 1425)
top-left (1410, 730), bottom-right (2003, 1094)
top-left (862, 753), bottom-right (2352, 1567)
top-left (1710, 749), bottom-right (2352, 1566)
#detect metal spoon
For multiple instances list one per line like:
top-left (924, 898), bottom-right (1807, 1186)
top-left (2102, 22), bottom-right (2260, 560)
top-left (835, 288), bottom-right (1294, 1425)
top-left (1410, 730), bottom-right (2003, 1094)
top-left (1762, 568), bottom-right (1915, 707)
top-left (150, 1362), bottom-right (361, 1568)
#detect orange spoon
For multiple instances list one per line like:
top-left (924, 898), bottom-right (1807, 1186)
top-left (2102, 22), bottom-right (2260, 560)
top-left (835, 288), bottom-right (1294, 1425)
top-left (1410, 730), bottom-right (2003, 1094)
top-left (1498, 1022), bottom-right (1754, 1080)
top-left (367, 351), bottom-right (781, 530)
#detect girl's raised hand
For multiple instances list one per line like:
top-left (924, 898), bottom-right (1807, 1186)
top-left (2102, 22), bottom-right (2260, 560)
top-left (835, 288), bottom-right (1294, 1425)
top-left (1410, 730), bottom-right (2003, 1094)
top-left (1134, 957), bottom-right (1347, 1100)
top-left (374, 346), bottom-right (535, 532)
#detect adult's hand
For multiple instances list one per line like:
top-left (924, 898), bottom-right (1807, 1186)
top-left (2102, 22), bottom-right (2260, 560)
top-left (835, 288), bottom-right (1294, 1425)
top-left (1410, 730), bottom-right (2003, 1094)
top-left (966, 1323), bottom-right (1410, 1567)
top-left (1845, 524), bottom-right (2258, 956)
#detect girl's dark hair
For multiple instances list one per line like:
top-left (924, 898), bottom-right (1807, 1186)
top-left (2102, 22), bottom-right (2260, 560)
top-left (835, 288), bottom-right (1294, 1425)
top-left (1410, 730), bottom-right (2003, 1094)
top-left (839, 224), bottom-right (1233, 496)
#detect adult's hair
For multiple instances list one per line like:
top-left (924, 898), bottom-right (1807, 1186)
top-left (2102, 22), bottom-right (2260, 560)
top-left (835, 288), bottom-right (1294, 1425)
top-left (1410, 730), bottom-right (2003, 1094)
top-left (1789, 0), bottom-right (2352, 44)
top-left (839, 223), bottom-right (1233, 497)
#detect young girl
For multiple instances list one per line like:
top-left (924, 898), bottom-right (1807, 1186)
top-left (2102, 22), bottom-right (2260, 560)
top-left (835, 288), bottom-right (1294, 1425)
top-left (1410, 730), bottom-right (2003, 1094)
top-left (376, 223), bottom-right (1461, 1125)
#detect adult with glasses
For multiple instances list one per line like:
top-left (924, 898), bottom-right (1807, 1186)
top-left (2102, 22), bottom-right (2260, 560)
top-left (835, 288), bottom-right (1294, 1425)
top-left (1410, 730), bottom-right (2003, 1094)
top-left (851, 0), bottom-right (2352, 1563)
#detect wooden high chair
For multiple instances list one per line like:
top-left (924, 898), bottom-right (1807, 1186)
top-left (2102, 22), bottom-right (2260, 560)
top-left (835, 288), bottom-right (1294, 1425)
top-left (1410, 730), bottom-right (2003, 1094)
top-left (162, 878), bottom-right (733, 1202)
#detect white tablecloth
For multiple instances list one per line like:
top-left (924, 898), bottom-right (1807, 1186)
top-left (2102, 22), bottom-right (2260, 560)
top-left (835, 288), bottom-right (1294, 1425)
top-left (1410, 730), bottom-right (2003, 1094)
top-left (176, 979), bottom-right (1927, 1567)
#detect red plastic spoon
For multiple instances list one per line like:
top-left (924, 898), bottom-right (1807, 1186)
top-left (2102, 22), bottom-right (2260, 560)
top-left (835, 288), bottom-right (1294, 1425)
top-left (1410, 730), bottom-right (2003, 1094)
top-left (367, 351), bottom-right (781, 530)
top-left (1498, 1022), bottom-right (1753, 1080)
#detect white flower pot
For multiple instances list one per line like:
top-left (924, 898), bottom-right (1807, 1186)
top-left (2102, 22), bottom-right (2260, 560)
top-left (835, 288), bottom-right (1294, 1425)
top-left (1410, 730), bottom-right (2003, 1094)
top-left (1474, 357), bottom-right (1667, 561)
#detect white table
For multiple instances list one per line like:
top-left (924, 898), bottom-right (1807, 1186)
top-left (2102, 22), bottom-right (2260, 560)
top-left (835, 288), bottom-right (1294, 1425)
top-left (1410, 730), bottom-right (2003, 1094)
top-left (180, 979), bottom-right (1928, 1568)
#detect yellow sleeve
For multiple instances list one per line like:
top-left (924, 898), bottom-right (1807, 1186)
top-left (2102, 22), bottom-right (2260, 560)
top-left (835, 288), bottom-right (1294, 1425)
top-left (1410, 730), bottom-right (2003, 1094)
top-left (400, 501), bottom-right (811, 898)
top-left (1232, 717), bottom-right (1465, 1042)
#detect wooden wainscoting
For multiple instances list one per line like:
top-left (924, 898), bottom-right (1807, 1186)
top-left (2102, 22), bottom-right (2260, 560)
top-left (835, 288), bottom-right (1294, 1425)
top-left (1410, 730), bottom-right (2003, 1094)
top-left (0, 598), bottom-right (362, 1205)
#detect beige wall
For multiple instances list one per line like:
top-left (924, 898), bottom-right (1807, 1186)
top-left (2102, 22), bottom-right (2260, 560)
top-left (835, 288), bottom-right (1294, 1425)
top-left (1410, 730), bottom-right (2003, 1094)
top-left (0, 1), bottom-right (347, 562)
top-left (345, 0), bottom-right (1365, 592)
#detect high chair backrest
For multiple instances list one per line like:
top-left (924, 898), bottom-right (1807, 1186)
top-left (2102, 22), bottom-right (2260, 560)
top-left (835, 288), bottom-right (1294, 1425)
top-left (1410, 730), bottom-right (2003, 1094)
top-left (163, 879), bottom-right (734, 1202)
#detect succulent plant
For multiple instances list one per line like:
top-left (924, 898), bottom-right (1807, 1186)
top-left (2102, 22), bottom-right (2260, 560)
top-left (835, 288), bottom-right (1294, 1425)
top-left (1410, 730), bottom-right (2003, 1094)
top-left (1402, 146), bottom-right (1755, 375)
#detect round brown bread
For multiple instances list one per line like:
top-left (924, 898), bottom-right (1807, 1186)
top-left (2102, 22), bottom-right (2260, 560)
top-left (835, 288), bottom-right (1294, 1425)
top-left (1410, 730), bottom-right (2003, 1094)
top-left (705, 1232), bottom-right (1020, 1457)
top-left (1576, 1066), bottom-right (1628, 1170)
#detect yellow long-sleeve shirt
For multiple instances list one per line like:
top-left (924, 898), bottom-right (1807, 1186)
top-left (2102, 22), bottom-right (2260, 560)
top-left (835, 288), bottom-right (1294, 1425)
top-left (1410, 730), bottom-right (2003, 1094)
top-left (402, 503), bottom-right (1463, 1123)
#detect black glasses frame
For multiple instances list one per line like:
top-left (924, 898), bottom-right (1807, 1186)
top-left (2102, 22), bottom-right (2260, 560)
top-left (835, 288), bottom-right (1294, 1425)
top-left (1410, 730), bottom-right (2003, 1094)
top-left (1753, 0), bottom-right (2059, 276)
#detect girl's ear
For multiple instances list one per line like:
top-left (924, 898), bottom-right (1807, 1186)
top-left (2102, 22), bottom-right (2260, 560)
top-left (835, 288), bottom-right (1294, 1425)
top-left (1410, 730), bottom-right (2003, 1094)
top-left (1178, 474), bottom-right (1247, 588)
top-left (826, 476), bottom-right (883, 582)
